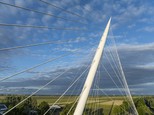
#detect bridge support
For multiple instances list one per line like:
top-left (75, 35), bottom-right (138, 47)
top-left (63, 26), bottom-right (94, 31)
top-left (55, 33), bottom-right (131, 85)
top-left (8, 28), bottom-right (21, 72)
top-left (74, 18), bottom-right (111, 115)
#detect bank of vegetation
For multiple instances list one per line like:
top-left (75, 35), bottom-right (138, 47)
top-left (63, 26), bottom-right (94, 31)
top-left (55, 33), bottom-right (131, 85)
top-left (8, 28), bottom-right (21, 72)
top-left (0, 95), bottom-right (154, 115)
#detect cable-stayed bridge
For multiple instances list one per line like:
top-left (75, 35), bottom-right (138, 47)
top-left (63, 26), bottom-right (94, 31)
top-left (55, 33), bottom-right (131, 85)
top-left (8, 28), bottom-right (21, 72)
top-left (0, 1), bottom-right (140, 115)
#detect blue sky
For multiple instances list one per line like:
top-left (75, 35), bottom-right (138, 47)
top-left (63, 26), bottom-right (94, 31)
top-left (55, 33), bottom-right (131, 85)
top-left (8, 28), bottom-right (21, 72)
top-left (0, 0), bottom-right (154, 95)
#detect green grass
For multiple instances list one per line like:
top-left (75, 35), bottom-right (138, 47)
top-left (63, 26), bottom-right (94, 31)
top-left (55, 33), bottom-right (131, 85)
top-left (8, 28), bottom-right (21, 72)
top-left (0, 95), bottom-right (137, 105)
top-left (0, 95), bottom-right (152, 114)
top-left (1, 95), bottom-right (154, 115)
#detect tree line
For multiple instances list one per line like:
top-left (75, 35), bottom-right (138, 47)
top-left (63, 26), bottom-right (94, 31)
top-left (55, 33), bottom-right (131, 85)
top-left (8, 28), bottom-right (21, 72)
top-left (1, 95), bottom-right (50, 115)
top-left (113, 97), bottom-right (154, 115)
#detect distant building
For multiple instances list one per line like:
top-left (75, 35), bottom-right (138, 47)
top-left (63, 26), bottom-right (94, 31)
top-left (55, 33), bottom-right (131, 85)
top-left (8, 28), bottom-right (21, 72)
top-left (0, 103), bottom-right (8, 115)
top-left (22, 108), bottom-right (38, 115)
top-left (50, 105), bottom-right (62, 115)
top-left (28, 110), bottom-right (38, 115)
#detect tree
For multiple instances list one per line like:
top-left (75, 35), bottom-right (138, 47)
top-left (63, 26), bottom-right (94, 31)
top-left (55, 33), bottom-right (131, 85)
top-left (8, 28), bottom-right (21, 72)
top-left (113, 97), bottom-right (154, 115)
top-left (4, 96), bottom-right (38, 115)
top-left (38, 101), bottom-right (50, 115)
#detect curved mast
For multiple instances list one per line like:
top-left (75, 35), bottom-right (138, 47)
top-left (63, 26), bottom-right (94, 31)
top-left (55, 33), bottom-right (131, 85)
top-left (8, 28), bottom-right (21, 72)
top-left (74, 18), bottom-right (111, 115)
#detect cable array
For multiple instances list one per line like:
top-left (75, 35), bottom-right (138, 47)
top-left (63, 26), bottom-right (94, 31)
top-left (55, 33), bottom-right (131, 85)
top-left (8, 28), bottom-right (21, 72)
top-left (0, 1), bottom-right (85, 24)
top-left (0, 23), bottom-right (85, 30)
top-left (0, 52), bottom-right (76, 82)
top-left (3, 69), bottom-right (70, 115)
top-left (0, 1), bottom-right (138, 114)
top-left (39, 0), bottom-right (85, 19)
top-left (0, 39), bottom-right (82, 51)
top-left (43, 65), bottom-right (90, 115)
top-left (93, 26), bottom-right (138, 114)
top-left (109, 27), bottom-right (138, 115)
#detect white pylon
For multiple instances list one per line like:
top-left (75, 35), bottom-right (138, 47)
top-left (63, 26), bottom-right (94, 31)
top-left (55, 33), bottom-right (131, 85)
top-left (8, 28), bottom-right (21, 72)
top-left (74, 18), bottom-right (111, 115)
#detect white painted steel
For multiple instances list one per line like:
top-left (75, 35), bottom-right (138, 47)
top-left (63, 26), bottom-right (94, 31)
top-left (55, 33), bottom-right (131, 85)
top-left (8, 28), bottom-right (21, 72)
top-left (74, 18), bottom-right (111, 115)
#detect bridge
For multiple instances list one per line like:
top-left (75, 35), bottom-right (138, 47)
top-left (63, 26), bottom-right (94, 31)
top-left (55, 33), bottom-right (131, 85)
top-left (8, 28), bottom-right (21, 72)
top-left (0, 1), bottom-right (139, 115)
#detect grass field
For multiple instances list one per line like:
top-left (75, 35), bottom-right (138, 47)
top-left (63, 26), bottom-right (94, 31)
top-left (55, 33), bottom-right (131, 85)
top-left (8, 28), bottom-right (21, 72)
top-left (32, 95), bottom-right (124, 106)
top-left (0, 95), bottom-right (148, 114)
top-left (0, 95), bottom-right (125, 114)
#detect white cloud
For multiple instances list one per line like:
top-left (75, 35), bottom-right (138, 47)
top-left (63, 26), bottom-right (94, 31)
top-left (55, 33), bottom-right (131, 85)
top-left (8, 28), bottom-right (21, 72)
top-left (128, 24), bottom-right (136, 29)
top-left (14, 0), bottom-right (25, 6)
top-left (139, 27), bottom-right (154, 32)
top-left (92, 87), bottom-right (144, 92)
top-left (84, 4), bottom-right (92, 12)
top-left (68, 37), bottom-right (86, 43)
top-left (131, 82), bottom-right (154, 87)
top-left (117, 42), bottom-right (154, 51)
top-left (135, 62), bottom-right (154, 70)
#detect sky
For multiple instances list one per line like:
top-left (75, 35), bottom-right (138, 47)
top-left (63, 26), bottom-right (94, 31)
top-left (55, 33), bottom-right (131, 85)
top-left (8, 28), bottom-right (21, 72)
top-left (0, 0), bottom-right (154, 96)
